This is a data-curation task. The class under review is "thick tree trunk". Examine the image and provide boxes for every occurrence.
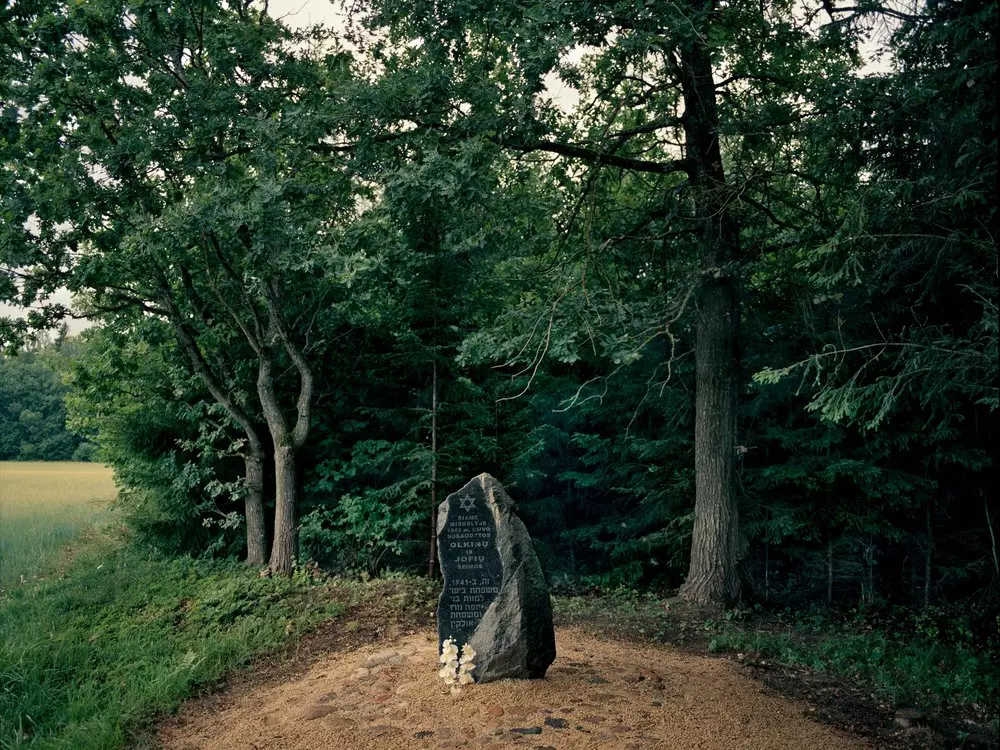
[255,327,313,575]
[257,357,298,575]
[245,446,267,566]
[269,443,298,574]
[680,268,741,606]
[677,12,744,609]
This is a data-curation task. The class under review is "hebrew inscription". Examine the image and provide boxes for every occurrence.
[437,485,502,648]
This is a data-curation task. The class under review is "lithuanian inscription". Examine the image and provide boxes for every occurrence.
[437,483,502,650]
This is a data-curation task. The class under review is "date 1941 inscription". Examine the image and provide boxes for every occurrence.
[437,488,502,647]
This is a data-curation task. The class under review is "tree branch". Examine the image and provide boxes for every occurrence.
[504,138,692,176]
[262,280,314,449]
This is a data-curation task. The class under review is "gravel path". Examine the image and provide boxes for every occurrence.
[159,627,869,750]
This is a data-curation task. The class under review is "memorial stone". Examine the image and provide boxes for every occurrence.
[437,473,556,682]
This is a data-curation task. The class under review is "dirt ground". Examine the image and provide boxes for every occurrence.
[158,627,869,750]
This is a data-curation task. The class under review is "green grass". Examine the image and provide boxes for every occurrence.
[0,462,413,749]
[0,537,343,749]
[702,609,999,716]
[0,461,345,748]
[0,462,117,590]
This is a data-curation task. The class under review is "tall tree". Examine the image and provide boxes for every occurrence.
[353,0,862,605]
[0,0,358,572]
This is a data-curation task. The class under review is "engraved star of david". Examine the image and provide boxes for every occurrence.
[457,494,476,512]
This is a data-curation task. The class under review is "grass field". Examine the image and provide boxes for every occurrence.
[0,540,348,749]
[0,462,117,591]
[0,460,357,749]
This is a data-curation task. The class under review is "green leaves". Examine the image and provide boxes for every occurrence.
[0,335,89,461]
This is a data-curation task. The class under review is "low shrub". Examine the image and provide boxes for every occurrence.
[705,606,998,715]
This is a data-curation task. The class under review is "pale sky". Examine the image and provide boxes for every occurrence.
[267,0,343,28]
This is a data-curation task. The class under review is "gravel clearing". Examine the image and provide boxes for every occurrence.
[159,627,869,750]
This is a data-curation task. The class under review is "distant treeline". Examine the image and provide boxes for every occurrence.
[0,334,95,463]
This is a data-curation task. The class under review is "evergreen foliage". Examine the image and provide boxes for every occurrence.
[0,0,995,620]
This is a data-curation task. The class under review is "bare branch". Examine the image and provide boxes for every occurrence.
[505,138,692,176]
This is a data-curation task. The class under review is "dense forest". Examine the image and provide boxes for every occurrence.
[1,0,995,619]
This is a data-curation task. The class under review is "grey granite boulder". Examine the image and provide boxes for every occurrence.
[437,473,556,682]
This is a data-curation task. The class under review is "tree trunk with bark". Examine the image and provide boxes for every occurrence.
[244,444,267,566]
[191,239,317,576]
[258,356,298,575]
[256,291,315,575]
[160,294,270,567]
[269,442,298,572]
[676,11,745,609]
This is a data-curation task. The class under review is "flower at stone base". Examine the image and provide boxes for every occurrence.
[439,638,459,664]
[457,643,476,685]
[440,637,477,690]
